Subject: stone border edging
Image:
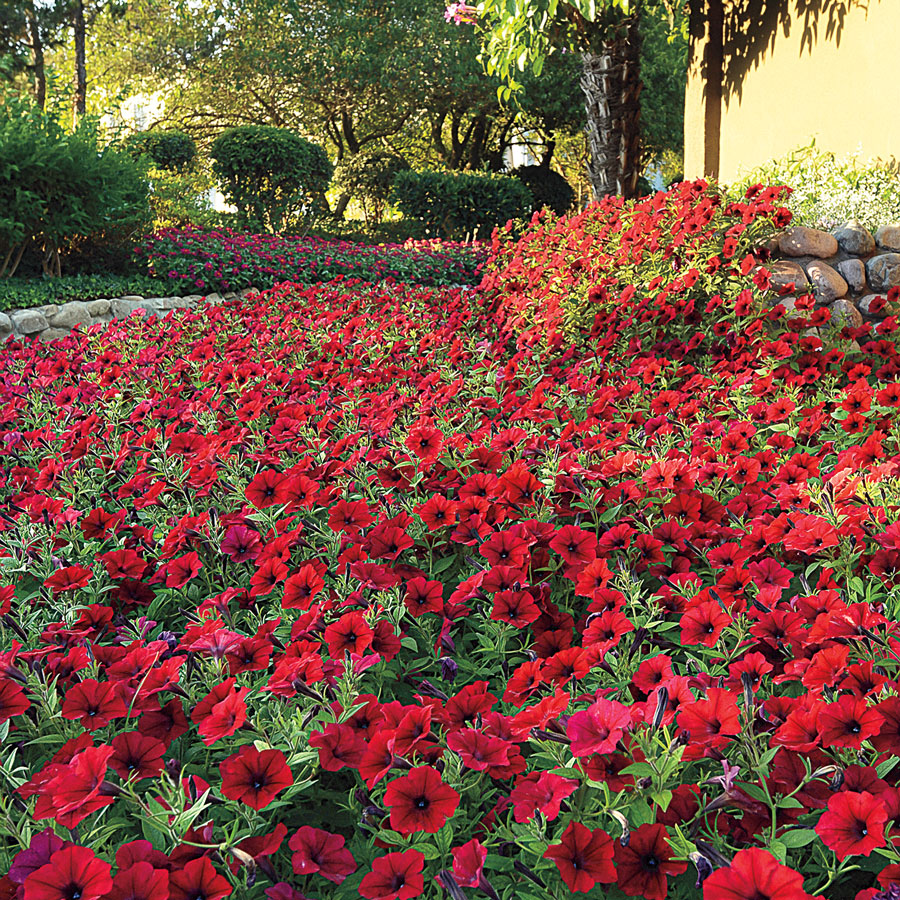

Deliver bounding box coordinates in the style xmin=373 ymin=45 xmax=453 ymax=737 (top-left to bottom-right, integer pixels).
xmin=763 ymin=222 xmax=900 ymax=327
xmin=0 ymin=287 xmax=262 ymax=342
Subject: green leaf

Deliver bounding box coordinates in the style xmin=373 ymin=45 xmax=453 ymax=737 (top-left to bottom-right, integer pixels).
xmin=779 ymin=829 xmax=817 ymax=848
xmin=768 ymin=839 xmax=788 ymax=863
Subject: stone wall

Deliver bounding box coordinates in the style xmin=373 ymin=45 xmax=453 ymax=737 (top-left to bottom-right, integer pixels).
xmin=764 ymin=223 xmax=900 ymax=329
xmin=0 ymin=288 xmax=260 ymax=342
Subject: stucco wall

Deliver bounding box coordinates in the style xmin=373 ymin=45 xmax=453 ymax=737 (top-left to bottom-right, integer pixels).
xmin=684 ymin=0 xmax=900 ymax=183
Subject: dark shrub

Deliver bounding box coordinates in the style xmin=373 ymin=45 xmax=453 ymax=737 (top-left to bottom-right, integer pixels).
xmin=335 ymin=151 xmax=411 ymax=222
xmin=125 ymin=130 xmax=198 ymax=173
xmin=512 ymin=165 xmax=574 ymax=216
xmin=391 ymin=170 xmax=531 ymax=239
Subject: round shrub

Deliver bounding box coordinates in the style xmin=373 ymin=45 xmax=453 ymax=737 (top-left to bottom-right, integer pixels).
xmin=210 ymin=125 xmax=333 ymax=232
xmin=125 ymin=130 xmax=197 ymax=173
xmin=512 ymin=165 xmax=574 ymax=216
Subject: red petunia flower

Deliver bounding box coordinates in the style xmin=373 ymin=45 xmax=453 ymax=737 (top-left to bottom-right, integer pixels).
xmin=282 ymin=564 xmax=325 ymax=609
xmin=289 ymin=826 xmax=356 ymax=884
xmin=308 ymin=722 xmax=367 ymax=771
xmin=383 ymin=766 xmax=460 ymax=834
xmin=815 ymin=791 xmax=887 ymax=860
xmin=543 ymin=821 xmax=616 ymax=893
xmin=817 ymin=695 xmax=884 ymax=750
xmin=190 ymin=678 xmax=249 ymax=745
xmin=678 ymin=688 xmax=740 ymax=750
xmin=43 ymin=566 xmax=92 ymax=594
xmin=23 ymin=846 xmax=112 ymax=900
xmin=106 ymin=862 xmax=169 ymax=900
xmin=168 ymin=857 xmax=231 ymax=900
xmin=614 ymin=823 xmax=687 ymax=900
xmin=550 ymin=524 xmax=597 ymax=566
xmin=0 ymin=677 xmax=30 ymax=723
xmin=359 ymin=850 xmax=424 ymax=900
xmin=61 ymin=679 xmax=127 ymax=731
xmin=245 ymin=470 xmax=286 ymax=509
xmin=451 ymin=838 xmax=486 ymax=888
xmin=509 ymin=772 xmax=578 ymax=823
xmin=446 ymin=728 xmax=510 ymax=773
xmin=567 ymin=697 xmax=631 ymax=757
xmin=220 ymin=745 xmax=292 ymax=809
xmin=109 ymin=732 xmax=166 ymax=781
xmin=701 ymin=847 xmax=813 ymax=900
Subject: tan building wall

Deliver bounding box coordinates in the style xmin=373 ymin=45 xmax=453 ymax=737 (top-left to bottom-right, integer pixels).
xmin=684 ymin=0 xmax=900 ymax=183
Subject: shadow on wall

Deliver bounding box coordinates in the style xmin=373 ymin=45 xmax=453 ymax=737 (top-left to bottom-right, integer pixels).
xmin=691 ymin=0 xmax=876 ymax=104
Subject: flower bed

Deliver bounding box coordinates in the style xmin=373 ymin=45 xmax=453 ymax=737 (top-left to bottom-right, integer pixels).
xmin=137 ymin=228 xmax=488 ymax=292
xmin=3 ymin=184 xmax=900 ymax=900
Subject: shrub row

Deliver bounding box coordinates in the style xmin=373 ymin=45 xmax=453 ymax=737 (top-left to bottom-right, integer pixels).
xmin=0 ymin=274 xmax=177 ymax=312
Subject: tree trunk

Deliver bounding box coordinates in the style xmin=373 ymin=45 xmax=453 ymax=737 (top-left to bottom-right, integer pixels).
xmin=72 ymin=0 xmax=87 ymax=125
xmin=26 ymin=1 xmax=46 ymax=110
xmin=581 ymin=49 xmax=619 ymax=199
xmin=580 ymin=14 xmax=643 ymax=200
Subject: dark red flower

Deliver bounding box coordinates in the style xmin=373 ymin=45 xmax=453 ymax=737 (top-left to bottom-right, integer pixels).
xmin=383 ymin=766 xmax=460 ymax=834
xmin=509 ymin=772 xmax=578 ymax=823
xmin=701 ymin=847 xmax=813 ymax=900
xmin=816 ymin=791 xmax=887 ymax=860
xmin=450 ymin=839 xmax=486 ymax=888
xmin=359 ymin=850 xmax=424 ymax=900
xmin=106 ymin=862 xmax=169 ymax=900
xmin=614 ymin=823 xmax=687 ymax=900
xmin=543 ymin=821 xmax=616 ymax=893
xmin=168 ymin=858 xmax=231 ymax=900
xmin=219 ymin=745 xmax=292 ymax=810
xmin=23 ymin=847 xmax=112 ymax=900
xmin=190 ymin=678 xmax=248 ymax=746
xmin=288 ymin=826 xmax=356 ymax=884
xmin=110 ymin=732 xmax=166 ymax=781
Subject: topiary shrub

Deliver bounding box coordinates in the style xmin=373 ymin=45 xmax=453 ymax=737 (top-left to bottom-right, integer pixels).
xmin=512 ymin=165 xmax=575 ymax=216
xmin=210 ymin=125 xmax=333 ymax=232
xmin=335 ymin=151 xmax=411 ymax=222
xmin=124 ymin=130 xmax=197 ymax=173
xmin=391 ymin=170 xmax=532 ymax=240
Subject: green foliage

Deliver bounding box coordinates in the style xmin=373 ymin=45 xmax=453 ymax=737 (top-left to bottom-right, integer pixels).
xmin=0 ymin=99 xmax=150 ymax=278
xmin=124 ymin=129 xmax=197 ymax=172
xmin=0 ymin=273 xmax=174 ymax=311
xmin=512 ymin=164 xmax=574 ymax=215
xmin=210 ymin=125 xmax=333 ymax=232
xmin=475 ymin=0 xmax=637 ymax=90
xmin=736 ymin=142 xmax=900 ymax=231
xmin=391 ymin=169 xmax=532 ymax=239
xmin=639 ymin=4 xmax=687 ymax=165
xmin=334 ymin=151 xmax=411 ymax=222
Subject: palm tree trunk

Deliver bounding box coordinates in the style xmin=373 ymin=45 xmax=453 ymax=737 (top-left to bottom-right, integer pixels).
xmin=580 ymin=14 xmax=643 ymax=200
xmin=581 ymin=48 xmax=619 ymax=199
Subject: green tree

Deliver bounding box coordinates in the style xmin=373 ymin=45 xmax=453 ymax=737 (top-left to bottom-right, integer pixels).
xmin=0 ymin=0 xmax=68 ymax=109
xmin=473 ymin=0 xmax=685 ymax=199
